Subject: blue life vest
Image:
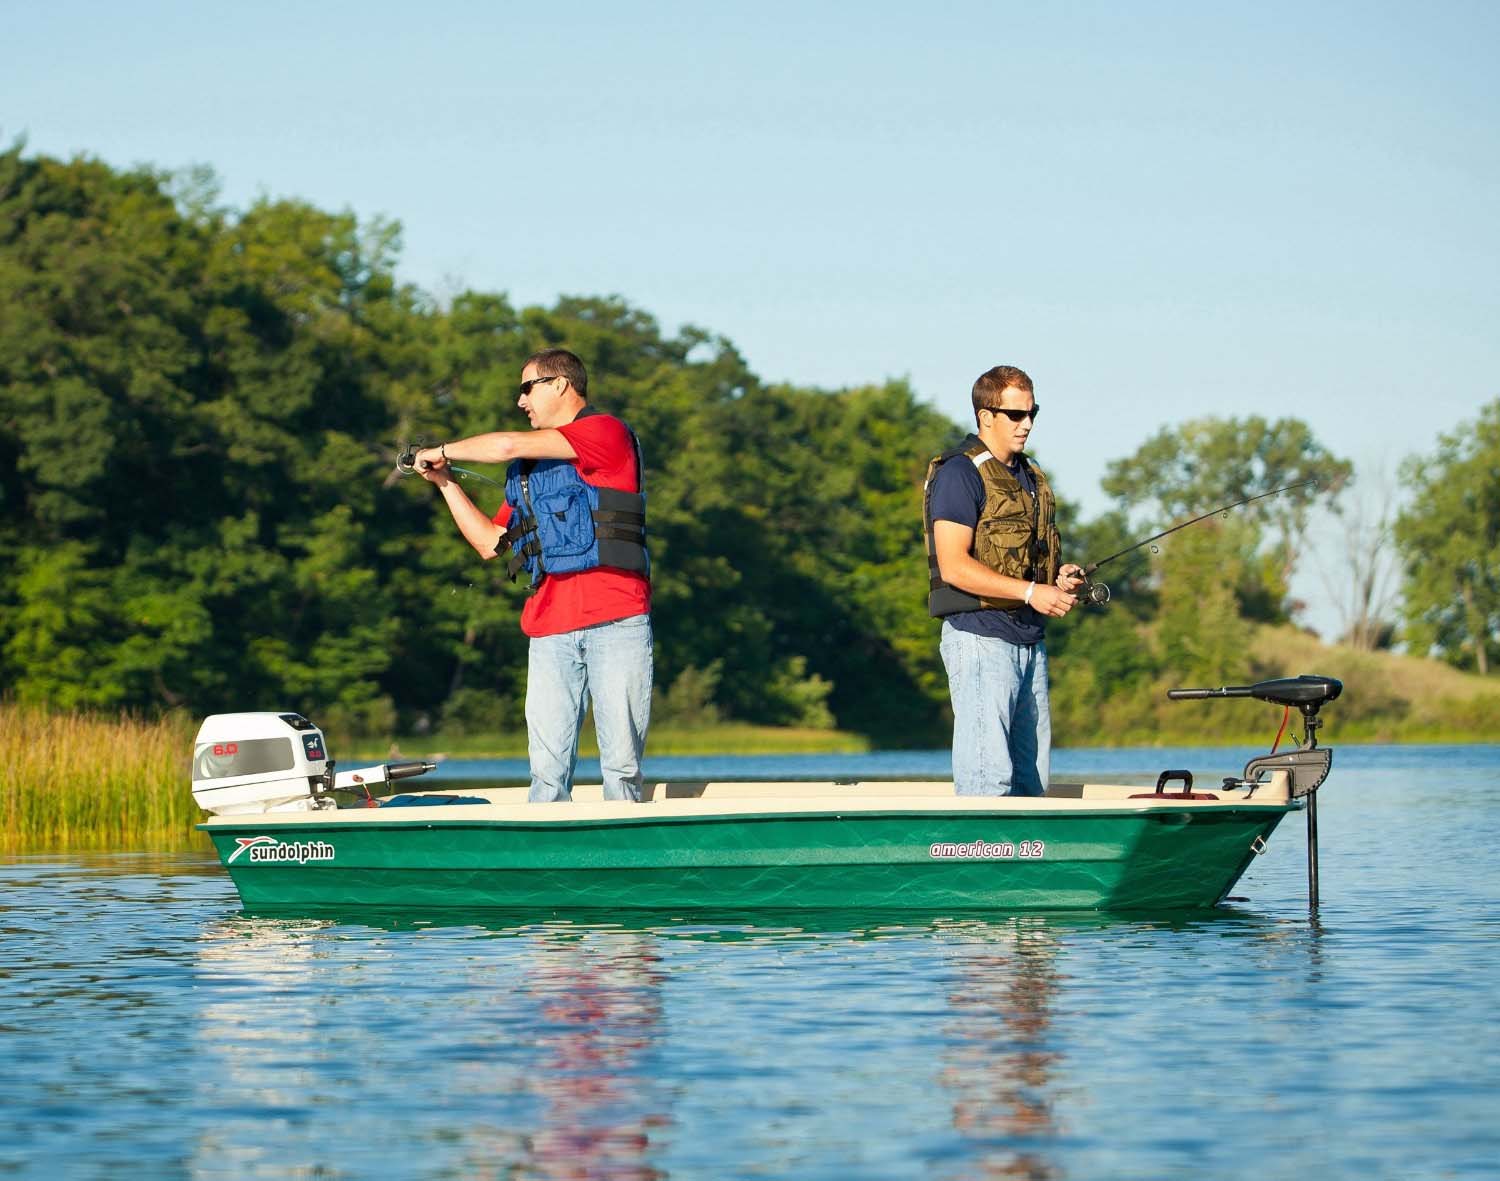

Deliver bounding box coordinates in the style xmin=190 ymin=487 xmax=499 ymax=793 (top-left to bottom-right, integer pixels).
xmin=499 ymin=410 xmax=649 ymax=588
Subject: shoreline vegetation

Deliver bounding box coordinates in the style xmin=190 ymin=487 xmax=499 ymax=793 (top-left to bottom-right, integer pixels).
xmin=6 ymin=627 xmax=1498 ymax=852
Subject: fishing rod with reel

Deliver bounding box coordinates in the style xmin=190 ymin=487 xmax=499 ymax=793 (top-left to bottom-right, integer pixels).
xmin=1076 ymin=479 xmax=1320 ymax=607
xmin=394 ymin=437 xmax=506 ymax=491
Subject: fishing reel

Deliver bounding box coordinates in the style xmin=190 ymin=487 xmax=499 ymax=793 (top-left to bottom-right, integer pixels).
xmin=395 ymin=437 xmax=426 ymax=475
xmin=1078 ymin=577 xmax=1111 ymax=607
xmin=393 ymin=437 xmax=504 ymax=491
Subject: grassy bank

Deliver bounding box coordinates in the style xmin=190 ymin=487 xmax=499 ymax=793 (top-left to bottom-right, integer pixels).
xmin=1246 ymin=625 xmax=1500 ymax=743
xmin=1054 ymin=624 xmax=1500 ymax=747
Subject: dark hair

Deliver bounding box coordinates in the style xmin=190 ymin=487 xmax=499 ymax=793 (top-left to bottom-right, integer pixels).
xmin=971 ymin=365 xmax=1033 ymax=424
xmin=525 ymin=348 xmax=589 ymax=398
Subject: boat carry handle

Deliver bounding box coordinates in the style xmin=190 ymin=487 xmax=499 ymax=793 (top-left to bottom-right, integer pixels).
xmin=1129 ymin=769 xmax=1220 ymax=800
xmin=1155 ymin=769 xmax=1194 ymax=794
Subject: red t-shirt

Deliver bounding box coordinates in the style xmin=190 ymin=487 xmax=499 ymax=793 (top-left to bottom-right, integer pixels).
xmin=491 ymin=413 xmax=651 ymax=638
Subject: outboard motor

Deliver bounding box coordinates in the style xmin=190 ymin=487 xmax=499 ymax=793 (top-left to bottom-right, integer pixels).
xmin=192 ymin=712 xmax=436 ymax=816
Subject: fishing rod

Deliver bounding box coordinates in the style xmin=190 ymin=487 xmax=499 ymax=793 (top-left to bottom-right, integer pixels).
xmin=1078 ymin=479 xmax=1320 ymax=606
xmin=394 ymin=438 xmax=506 ymax=491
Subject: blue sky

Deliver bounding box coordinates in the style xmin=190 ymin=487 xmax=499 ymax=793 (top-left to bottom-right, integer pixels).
xmin=5 ymin=1 xmax=1497 ymax=634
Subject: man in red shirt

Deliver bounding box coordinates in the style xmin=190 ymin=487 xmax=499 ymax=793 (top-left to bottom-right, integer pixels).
xmin=413 ymin=349 xmax=652 ymax=802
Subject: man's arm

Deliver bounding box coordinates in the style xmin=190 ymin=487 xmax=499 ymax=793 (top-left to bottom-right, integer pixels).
xmin=932 ymin=520 xmax=1078 ymax=617
xmin=414 ymin=430 xmax=576 ymax=471
xmin=418 ymin=466 xmax=505 ymax=559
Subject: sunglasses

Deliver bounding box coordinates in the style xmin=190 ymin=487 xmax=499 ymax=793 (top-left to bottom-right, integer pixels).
xmin=983 ymin=403 xmax=1040 ymax=423
xmin=519 ymin=375 xmax=565 ymax=397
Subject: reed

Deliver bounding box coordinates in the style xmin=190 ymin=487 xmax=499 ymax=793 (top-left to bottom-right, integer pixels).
xmin=0 ymin=705 xmax=203 ymax=852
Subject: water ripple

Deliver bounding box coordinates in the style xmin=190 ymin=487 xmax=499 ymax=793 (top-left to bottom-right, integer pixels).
xmin=2 ymin=751 xmax=1498 ymax=1179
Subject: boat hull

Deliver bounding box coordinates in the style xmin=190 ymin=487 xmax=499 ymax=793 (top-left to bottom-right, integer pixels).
xmin=203 ymin=804 xmax=1291 ymax=912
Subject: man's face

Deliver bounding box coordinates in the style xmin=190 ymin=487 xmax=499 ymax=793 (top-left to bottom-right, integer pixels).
xmin=981 ymin=385 xmax=1038 ymax=459
xmin=517 ymin=364 xmax=569 ymax=429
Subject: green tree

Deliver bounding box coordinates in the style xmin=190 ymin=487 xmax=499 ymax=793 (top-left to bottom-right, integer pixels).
xmin=13 ymin=144 xmax=1309 ymax=747
xmin=1101 ymin=416 xmax=1351 ymax=618
xmin=0 ymin=148 xmax=423 ymax=724
xmin=1394 ymin=399 xmax=1500 ymax=675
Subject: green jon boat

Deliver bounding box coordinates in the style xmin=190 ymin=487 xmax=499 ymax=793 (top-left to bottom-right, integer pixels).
xmin=195 ymin=676 xmax=1342 ymax=913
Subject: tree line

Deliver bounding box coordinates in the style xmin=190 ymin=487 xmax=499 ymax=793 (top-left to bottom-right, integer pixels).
xmin=1 ymin=147 xmax=1495 ymax=745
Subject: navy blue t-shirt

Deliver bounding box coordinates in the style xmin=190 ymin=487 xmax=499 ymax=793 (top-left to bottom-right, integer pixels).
xmin=929 ymin=454 xmax=1045 ymax=644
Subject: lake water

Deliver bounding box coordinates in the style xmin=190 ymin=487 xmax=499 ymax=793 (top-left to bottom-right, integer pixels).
xmin=4 ymin=744 xmax=1497 ymax=1180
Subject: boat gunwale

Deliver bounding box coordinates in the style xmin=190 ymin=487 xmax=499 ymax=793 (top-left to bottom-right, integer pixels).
xmin=197 ymin=797 xmax=1297 ymax=834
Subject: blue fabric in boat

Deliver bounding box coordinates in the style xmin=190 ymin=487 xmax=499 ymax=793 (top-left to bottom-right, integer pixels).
xmin=379 ymin=794 xmax=489 ymax=807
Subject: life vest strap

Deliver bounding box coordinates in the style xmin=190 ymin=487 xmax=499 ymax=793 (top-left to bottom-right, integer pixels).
xmin=595 ymin=524 xmax=647 ymax=544
xmin=506 ymin=539 xmax=544 ymax=582
xmin=592 ymin=508 xmax=645 ymax=526
xmin=498 ymin=519 xmax=535 ymax=550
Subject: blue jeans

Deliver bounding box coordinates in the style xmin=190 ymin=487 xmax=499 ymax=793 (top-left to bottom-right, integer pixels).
xmin=525 ymin=614 xmax=653 ymax=802
xmin=939 ymin=622 xmax=1051 ymax=796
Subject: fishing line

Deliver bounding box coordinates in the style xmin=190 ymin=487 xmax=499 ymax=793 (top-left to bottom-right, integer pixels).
xmin=1079 ymin=479 xmax=1321 ymax=606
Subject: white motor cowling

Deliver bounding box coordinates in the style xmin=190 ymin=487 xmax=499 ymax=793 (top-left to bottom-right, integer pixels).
xmin=192 ymin=712 xmax=333 ymax=816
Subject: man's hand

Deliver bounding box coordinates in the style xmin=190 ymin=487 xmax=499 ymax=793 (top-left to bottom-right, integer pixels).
xmin=415 ymin=447 xmax=451 ymax=488
xmin=413 ymin=445 xmax=448 ymax=474
xmin=1057 ymin=563 xmax=1085 ymax=594
xmin=1030 ymin=582 xmax=1077 ymax=617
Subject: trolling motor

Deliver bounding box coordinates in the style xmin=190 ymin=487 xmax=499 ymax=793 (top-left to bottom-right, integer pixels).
xmin=190 ymin=712 xmax=439 ymax=816
xmin=1078 ymin=480 xmax=1320 ymax=607
xmin=1167 ymin=674 xmax=1343 ymax=910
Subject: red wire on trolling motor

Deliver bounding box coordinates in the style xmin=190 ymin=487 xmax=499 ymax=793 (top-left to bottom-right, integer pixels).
xmin=1270 ymin=705 xmax=1291 ymax=754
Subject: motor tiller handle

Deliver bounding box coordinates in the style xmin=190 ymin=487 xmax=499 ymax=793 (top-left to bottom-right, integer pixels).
xmin=1166 ymin=685 xmax=1255 ymax=700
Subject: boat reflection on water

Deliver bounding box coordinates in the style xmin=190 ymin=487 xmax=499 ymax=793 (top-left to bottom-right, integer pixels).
xmin=936 ymin=919 xmax=1064 ymax=1181
xmin=192 ymin=913 xmax=675 ymax=1180
xmin=195 ymin=906 xmax=1280 ymax=1178
xmin=497 ymin=924 xmax=670 ymax=1181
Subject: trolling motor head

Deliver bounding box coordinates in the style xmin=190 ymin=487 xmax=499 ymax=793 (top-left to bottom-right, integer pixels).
xmin=1167 ymin=674 xmax=1342 ymax=726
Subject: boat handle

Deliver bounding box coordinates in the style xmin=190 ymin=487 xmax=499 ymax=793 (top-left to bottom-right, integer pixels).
xmin=1155 ymin=769 xmax=1194 ymax=795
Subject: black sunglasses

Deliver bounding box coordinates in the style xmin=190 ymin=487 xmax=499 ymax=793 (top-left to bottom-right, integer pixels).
xmin=983 ymin=403 xmax=1040 ymax=423
xmin=519 ymin=375 xmax=566 ymax=396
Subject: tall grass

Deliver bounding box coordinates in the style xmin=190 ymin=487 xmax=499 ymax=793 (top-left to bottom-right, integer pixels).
xmin=0 ymin=705 xmax=202 ymax=852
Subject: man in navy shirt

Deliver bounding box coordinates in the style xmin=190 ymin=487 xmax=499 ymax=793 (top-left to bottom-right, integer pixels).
xmin=922 ymin=366 xmax=1084 ymax=794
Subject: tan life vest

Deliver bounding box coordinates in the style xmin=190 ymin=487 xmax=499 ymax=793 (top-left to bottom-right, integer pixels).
xmin=922 ymin=435 xmax=1063 ymax=617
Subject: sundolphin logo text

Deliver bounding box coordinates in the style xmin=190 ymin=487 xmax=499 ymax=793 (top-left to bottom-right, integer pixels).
xmin=227 ymin=836 xmax=336 ymax=865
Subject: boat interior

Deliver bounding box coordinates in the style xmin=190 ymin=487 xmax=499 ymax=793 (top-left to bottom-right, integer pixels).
xmin=228 ymin=771 xmax=1298 ymax=824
